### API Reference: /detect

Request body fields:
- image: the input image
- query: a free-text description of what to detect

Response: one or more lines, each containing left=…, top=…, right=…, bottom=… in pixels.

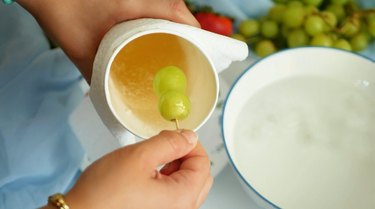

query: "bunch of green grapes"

left=153, top=66, right=191, bottom=126
left=232, top=0, right=375, bottom=57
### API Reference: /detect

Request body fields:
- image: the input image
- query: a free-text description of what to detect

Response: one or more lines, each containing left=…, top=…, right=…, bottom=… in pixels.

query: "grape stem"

left=349, top=9, right=375, bottom=19
left=246, top=36, right=263, bottom=45
left=328, top=9, right=375, bottom=37
left=359, top=9, right=375, bottom=16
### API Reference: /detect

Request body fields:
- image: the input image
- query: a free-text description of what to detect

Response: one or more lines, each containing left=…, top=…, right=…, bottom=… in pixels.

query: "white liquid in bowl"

left=233, top=75, right=375, bottom=209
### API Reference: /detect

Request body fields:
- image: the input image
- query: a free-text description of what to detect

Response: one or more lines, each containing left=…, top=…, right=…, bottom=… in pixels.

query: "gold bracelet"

left=48, top=193, right=70, bottom=209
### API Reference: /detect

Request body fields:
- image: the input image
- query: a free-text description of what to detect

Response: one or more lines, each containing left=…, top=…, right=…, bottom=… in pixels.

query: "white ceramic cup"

left=222, top=47, right=375, bottom=209
left=90, top=19, right=219, bottom=139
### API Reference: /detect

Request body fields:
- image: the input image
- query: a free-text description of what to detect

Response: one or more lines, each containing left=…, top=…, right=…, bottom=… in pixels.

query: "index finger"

left=169, top=142, right=211, bottom=191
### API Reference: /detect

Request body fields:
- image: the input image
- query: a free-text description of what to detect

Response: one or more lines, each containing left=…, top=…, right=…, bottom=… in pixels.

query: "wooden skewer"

left=173, top=119, right=180, bottom=130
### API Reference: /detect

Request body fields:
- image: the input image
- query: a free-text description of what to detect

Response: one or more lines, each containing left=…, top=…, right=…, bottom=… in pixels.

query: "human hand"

left=17, top=0, right=200, bottom=82
left=54, top=130, right=212, bottom=209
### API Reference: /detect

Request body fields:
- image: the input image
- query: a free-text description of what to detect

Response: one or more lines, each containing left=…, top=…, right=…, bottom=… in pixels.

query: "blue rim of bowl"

left=220, top=46, right=375, bottom=208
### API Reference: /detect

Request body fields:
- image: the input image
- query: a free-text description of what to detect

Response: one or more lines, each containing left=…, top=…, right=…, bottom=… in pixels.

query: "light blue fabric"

left=0, top=4, right=84, bottom=209
left=2, top=0, right=14, bottom=5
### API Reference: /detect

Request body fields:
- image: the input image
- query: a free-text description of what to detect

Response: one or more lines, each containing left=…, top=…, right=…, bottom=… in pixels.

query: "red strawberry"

left=194, top=12, right=233, bottom=36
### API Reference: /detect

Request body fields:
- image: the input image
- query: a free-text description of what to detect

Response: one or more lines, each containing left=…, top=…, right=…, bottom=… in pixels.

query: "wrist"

left=64, top=191, right=81, bottom=209
left=39, top=192, right=79, bottom=209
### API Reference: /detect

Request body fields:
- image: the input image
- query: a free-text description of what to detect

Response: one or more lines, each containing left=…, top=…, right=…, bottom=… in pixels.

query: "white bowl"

left=222, top=47, right=375, bottom=209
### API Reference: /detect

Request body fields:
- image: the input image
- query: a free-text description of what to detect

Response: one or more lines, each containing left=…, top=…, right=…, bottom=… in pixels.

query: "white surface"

left=201, top=165, right=262, bottom=209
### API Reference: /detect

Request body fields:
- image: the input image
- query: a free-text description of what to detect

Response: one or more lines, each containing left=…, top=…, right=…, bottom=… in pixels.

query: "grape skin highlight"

left=159, top=91, right=191, bottom=121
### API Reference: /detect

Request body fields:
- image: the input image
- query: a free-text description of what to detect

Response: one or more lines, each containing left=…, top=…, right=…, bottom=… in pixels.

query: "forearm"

left=15, top=0, right=199, bottom=83
left=16, top=0, right=108, bottom=82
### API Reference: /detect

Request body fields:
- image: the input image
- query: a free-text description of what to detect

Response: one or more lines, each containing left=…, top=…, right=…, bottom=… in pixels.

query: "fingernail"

left=180, top=130, right=198, bottom=144
left=154, top=170, right=161, bottom=179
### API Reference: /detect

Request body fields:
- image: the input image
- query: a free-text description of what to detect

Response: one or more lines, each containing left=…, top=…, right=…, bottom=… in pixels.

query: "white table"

left=201, top=164, right=261, bottom=209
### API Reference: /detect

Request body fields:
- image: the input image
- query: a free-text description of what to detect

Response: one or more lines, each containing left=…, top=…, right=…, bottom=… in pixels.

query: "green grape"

left=329, top=0, right=349, bottom=5
left=345, top=1, right=361, bottom=15
left=359, top=21, right=369, bottom=35
left=273, top=0, right=289, bottom=3
left=282, top=6, right=306, bottom=28
left=304, top=15, right=326, bottom=36
left=288, top=29, right=309, bottom=47
left=255, top=40, right=277, bottom=57
left=368, top=17, right=375, bottom=38
left=261, top=20, right=279, bottom=38
left=268, top=4, right=286, bottom=23
left=328, top=33, right=339, bottom=42
left=311, top=33, right=333, bottom=47
left=303, top=0, right=323, bottom=7
left=305, top=6, right=319, bottom=16
left=159, top=91, right=191, bottom=121
left=320, top=11, right=337, bottom=30
left=153, top=66, right=187, bottom=97
left=367, top=13, right=375, bottom=22
left=231, top=33, right=246, bottom=42
left=258, top=16, right=268, bottom=23
left=350, top=33, right=369, bottom=52
left=333, top=39, right=352, bottom=51
left=239, top=19, right=260, bottom=37
left=245, top=0, right=373, bottom=53
left=288, top=1, right=304, bottom=7
left=326, top=4, right=346, bottom=22
left=339, top=17, right=361, bottom=37
left=281, top=24, right=291, bottom=37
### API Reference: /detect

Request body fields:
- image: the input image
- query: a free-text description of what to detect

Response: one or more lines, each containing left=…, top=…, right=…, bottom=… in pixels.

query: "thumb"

left=135, top=130, right=198, bottom=172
